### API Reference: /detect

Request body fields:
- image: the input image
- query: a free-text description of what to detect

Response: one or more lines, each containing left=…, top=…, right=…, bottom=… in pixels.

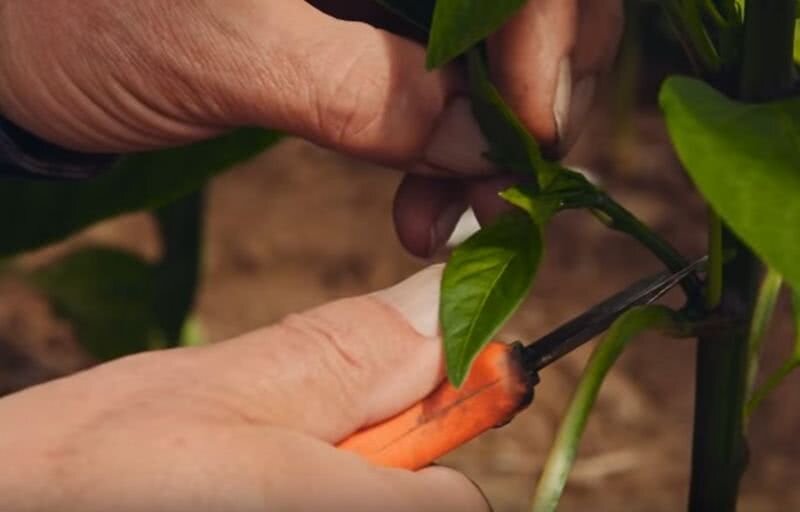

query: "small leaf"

left=660, top=77, right=800, bottom=292
left=427, top=0, right=526, bottom=69
left=468, top=51, right=558, bottom=187
left=0, top=128, right=280, bottom=257
left=500, top=170, right=594, bottom=222
left=531, top=305, right=680, bottom=512
left=27, top=247, right=160, bottom=360
left=441, top=212, right=543, bottom=386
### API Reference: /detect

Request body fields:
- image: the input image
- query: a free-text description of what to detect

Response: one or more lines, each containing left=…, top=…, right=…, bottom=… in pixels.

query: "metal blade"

left=522, top=257, right=705, bottom=372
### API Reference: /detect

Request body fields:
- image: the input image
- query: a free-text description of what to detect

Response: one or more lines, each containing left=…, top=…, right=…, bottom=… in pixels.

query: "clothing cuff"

left=0, top=117, right=118, bottom=180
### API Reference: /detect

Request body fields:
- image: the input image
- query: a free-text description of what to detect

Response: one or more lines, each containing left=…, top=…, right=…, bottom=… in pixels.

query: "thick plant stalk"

left=688, top=2, right=797, bottom=510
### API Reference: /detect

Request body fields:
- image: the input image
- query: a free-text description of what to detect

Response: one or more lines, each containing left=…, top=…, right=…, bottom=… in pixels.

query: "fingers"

left=247, top=428, right=491, bottom=512
left=394, top=0, right=624, bottom=255
left=220, top=1, right=495, bottom=174
left=197, top=265, right=448, bottom=443
left=394, top=174, right=524, bottom=256
left=489, top=0, right=623, bottom=152
left=393, top=175, right=468, bottom=257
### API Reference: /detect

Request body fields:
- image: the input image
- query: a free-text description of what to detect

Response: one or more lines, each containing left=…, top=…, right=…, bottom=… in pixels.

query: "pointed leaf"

left=441, top=212, right=543, bottom=386
left=427, top=0, right=526, bottom=68
left=468, top=51, right=558, bottom=186
left=660, top=77, right=800, bottom=291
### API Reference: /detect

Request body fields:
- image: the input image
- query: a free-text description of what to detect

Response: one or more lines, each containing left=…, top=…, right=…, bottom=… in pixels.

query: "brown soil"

left=2, top=102, right=798, bottom=511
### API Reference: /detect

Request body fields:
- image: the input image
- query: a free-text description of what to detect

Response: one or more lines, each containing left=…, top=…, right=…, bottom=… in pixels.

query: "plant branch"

left=745, top=358, right=799, bottom=418
left=530, top=306, right=683, bottom=512
left=586, top=192, right=703, bottom=303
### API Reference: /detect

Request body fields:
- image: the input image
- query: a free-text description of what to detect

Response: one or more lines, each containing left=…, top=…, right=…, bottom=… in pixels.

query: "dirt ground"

left=2, top=99, right=799, bottom=511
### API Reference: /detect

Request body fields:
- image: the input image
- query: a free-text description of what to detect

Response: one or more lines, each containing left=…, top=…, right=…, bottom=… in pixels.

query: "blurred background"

left=1, top=3, right=799, bottom=511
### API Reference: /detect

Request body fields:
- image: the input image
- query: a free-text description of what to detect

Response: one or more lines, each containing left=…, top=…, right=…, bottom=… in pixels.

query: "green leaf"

left=659, top=77, right=800, bottom=291
left=426, top=0, right=526, bottom=68
left=441, top=212, right=543, bottom=386
left=0, top=128, right=280, bottom=257
left=468, top=50, right=558, bottom=187
left=531, top=305, right=680, bottom=512
left=27, top=247, right=160, bottom=361
left=374, top=0, right=435, bottom=31
left=500, top=170, right=594, bottom=222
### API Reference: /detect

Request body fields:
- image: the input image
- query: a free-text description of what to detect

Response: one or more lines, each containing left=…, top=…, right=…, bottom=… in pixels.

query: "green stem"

left=657, top=0, right=721, bottom=73
left=153, top=189, right=206, bottom=346
left=590, top=192, right=702, bottom=302
left=744, top=268, right=783, bottom=410
left=745, top=358, right=799, bottom=417
left=689, top=3, right=796, bottom=510
left=689, top=232, right=757, bottom=512
left=530, top=306, right=681, bottom=512
left=706, top=210, right=723, bottom=309
left=739, top=0, right=797, bottom=101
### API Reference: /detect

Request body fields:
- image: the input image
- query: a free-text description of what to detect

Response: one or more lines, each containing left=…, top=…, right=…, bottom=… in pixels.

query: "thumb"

left=219, top=1, right=494, bottom=174
left=199, top=265, right=450, bottom=443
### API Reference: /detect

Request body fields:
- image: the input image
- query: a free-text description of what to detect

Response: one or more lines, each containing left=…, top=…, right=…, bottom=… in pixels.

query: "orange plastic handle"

left=337, top=341, right=536, bottom=470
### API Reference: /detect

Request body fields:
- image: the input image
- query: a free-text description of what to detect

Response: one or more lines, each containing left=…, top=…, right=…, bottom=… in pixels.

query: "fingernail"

left=372, top=264, right=444, bottom=338
left=553, top=57, right=573, bottom=143
left=561, top=75, right=596, bottom=150
left=424, top=97, right=496, bottom=175
left=446, top=208, right=480, bottom=248
left=431, top=201, right=468, bottom=255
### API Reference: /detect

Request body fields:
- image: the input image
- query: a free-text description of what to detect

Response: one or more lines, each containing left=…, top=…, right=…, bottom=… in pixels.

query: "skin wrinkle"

left=102, top=3, right=232, bottom=139
left=279, top=312, right=371, bottom=406
left=310, top=24, right=406, bottom=158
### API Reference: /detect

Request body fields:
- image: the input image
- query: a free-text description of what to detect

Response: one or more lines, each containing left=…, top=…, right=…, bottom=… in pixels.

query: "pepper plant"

left=381, top=0, right=800, bottom=510
left=0, top=0, right=797, bottom=510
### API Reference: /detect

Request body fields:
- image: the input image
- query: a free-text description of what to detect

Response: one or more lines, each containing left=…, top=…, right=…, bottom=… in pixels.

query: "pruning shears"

left=338, top=257, right=705, bottom=470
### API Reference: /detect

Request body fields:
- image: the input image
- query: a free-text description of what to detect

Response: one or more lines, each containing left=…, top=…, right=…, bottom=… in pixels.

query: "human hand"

left=0, top=266, right=489, bottom=512
left=0, top=0, right=621, bottom=254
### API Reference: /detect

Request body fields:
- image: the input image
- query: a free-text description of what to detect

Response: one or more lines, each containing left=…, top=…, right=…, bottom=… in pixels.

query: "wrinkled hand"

left=0, top=266, right=489, bottom=512
left=0, top=0, right=622, bottom=255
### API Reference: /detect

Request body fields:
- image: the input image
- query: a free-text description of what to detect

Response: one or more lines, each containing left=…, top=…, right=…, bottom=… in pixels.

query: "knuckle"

left=279, top=311, right=373, bottom=407
left=313, top=36, right=390, bottom=150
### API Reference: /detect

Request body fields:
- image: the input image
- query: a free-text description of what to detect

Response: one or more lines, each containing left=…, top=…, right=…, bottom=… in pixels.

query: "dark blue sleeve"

left=0, top=117, right=118, bottom=181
